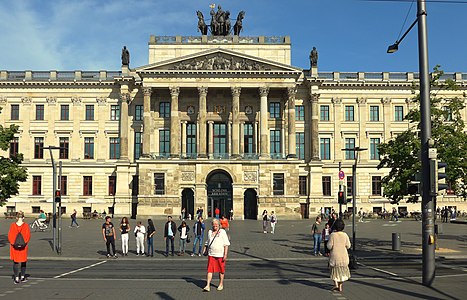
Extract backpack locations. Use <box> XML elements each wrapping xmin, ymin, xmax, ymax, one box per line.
<box><xmin>13</xmin><ymin>230</ymin><xmax>26</xmax><ymax>250</ymax></box>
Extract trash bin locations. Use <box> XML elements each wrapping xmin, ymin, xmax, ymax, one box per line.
<box><xmin>392</xmin><ymin>233</ymin><xmax>401</xmax><ymax>251</ymax></box>
<box><xmin>435</xmin><ymin>224</ymin><xmax>443</xmax><ymax>235</ymax></box>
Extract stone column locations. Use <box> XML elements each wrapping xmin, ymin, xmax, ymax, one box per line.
<box><xmin>332</xmin><ymin>97</ymin><xmax>343</xmax><ymax>161</ymax></box>
<box><xmin>119</xmin><ymin>91</ymin><xmax>131</xmax><ymax>160</ymax></box>
<box><xmin>182</xmin><ymin>121</ymin><xmax>187</xmax><ymax>156</ymax></box>
<box><xmin>254</xmin><ymin>121</ymin><xmax>259</xmax><ymax>155</ymax></box>
<box><xmin>382</xmin><ymin>97</ymin><xmax>391</xmax><ymax>141</ymax></box>
<box><xmin>198</xmin><ymin>87</ymin><xmax>208</xmax><ymax>158</ymax></box>
<box><xmin>142</xmin><ymin>87</ymin><xmax>152</xmax><ymax>157</ymax></box>
<box><xmin>310</xmin><ymin>93</ymin><xmax>320</xmax><ymax>160</ymax></box>
<box><xmin>357</xmin><ymin>97</ymin><xmax>368</xmax><ymax>161</ymax></box>
<box><xmin>208</xmin><ymin>121</ymin><xmax>214</xmax><ymax>157</ymax></box>
<box><xmin>231</xmin><ymin>87</ymin><xmax>241</xmax><ymax>158</ymax></box>
<box><xmin>240</xmin><ymin>122</ymin><xmax>244</xmax><ymax>155</ymax></box>
<box><xmin>259</xmin><ymin>86</ymin><xmax>270</xmax><ymax>158</ymax></box>
<box><xmin>170</xmin><ymin>87</ymin><xmax>180</xmax><ymax>157</ymax></box>
<box><xmin>287</xmin><ymin>87</ymin><xmax>297</xmax><ymax>158</ymax></box>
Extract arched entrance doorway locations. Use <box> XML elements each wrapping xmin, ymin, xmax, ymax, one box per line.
<box><xmin>244</xmin><ymin>188</ymin><xmax>258</xmax><ymax>220</ymax></box>
<box><xmin>181</xmin><ymin>188</ymin><xmax>194</xmax><ymax>219</ymax></box>
<box><xmin>206</xmin><ymin>170</ymin><xmax>233</xmax><ymax>218</ymax></box>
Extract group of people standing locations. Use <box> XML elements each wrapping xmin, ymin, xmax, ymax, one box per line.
<box><xmin>261</xmin><ymin>210</ymin><xmax>277</xmax><ymax>234</ymax></box>
<box><xmin>312</xmin><ymin>213</ymin><xmax>351</xmax><ymax>293</ymax></box>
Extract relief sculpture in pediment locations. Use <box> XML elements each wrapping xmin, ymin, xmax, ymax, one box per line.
<box><xmin>171</xmin><ymin>54</ymin><xmax>266</xmax><ymax>71</ymax></box>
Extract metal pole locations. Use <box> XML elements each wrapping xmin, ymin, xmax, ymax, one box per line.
<box><xmin>352</xmin><ymin>159</ymin><xmax>357</xmax><ymax>253</ymax></box>
<box><xmin>339</xmin><ymin>162</ymin><xmax>342</xmax><ymax>218</ymax></box>
<box><xmin>417</xmin><ymin>0</ymin><xmax>434</xmax><ymax>287</ymax></box>
<box><xmin>48</xmin><ymin>148</ymin><xmax>56</xmax><ymax>253</ymax></box>
<box><xmin>58</xmin><ymin>161</ymin><xmax>62</xmax><ymax>255</ymax></box>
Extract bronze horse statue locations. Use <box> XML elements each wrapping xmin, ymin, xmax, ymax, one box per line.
<box><xmin>196</xmin><ymin>10</ymin><xmax>208</xmax><ymax>35</ymax></box>
<box><xmin>233</xmin><ymin>11</ymin><xmax>245</xmax><ymax>36</ymax></box>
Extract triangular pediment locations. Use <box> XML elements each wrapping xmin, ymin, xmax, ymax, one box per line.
<box><xmin>136</xmin><ymin>48</ymin><xmax>302</xmax><ymax>73</ymax></box>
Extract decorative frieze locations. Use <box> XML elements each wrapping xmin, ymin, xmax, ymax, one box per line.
<box><xmin>0</xmin><ymin>96</ymin><xmax>7</xmax><ymax>105</ymax></box>
<box><xmin>171</xmin><ymin>54</ymin><xmax>266</xmax><ymax>71</ymax></box>
<box><xmin>181</xmin><ymin>172</ymin><xmax>195</xmax><ymax>181</ymax></box>
<box><xmin>244</xmin><ymin>171</ymin><xmax>257</xmax><ymax>182</ymax></box>
<box><xmin>331</xmin><ymin>97</ymin><xmax>342</xmax><ymax>105</ymax></box>
<box><xmin>357</xmin><ymin>97</ymin><xmax>367</xmax><ymax>105</ymax></box>
<box><xmin>71</xmin><ymin>96</ymin><xmax>82</xmax><ymax>106</ymax></box>
<box><xmin>21</xmin><ymin>96</ymin><xmax>32</xmax><ymax>105</ymax></box>
<box><xmin>381</xmin><ymin>97</ymin><xmax>391</xmax><ymax>104</ymax></box>
<box><xmin>96</xmin><ymin>97</ymin><xmax>107</xmax><ymax>106</ymax></box>
<box><xmin>245</xmin><ymin>105</ymin><xmax>253</xmax><ymax>115</ymax></box>
<box><xmin>46</xmin><ymin>96</ymin><xmax>57</xmax><ymax>106</ymax></box>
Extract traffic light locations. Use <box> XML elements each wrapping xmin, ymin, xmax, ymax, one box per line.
<box><xmin>338</xmin><ymin>189</ymin><xmax>347</xmax><ymax>204</ymax></box>
<box><xmin>437</xmin><ymin>161</ymin><xmax>448</xmax><ymax>192</ymax></box>
<box><xmin>55</xmin><ymin>190</ymin><xmax>61</xmax><ymax>203</ymax></box>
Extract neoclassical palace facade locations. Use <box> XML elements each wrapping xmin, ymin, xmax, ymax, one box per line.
<box><xmin>1</xmin><ymin>34</ymin><xmax>466</xmax><ymax>219</ymax></box>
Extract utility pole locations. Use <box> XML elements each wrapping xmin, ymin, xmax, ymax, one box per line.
<box><xmin>338</xmin><ymin>162</ymin><xmax>342</xmax><ymax>218</ymax></box>
<box><xmin>417</xmin><ymin>0</ymin><xmax>435</xmax><ymax>287</ymax></box>
<box><xmin>58</xmin><ymin>161</ymin><xmax>62</xmax><ymax>255</ymax></box>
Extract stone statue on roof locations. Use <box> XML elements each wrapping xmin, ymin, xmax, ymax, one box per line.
<box><xmin>122</xmin><ymin>46</ymin><xmax>130</xmax><ymax>66</ymax></box>
<box><xmin>310</xmin><ymin>47</ymin><xmax>318</xmax><ymax>67</ymax></box>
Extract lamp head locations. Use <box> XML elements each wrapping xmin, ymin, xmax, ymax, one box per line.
<box><xmin>387</xmin><ymin>43</ymin><xmax>399</xmax><ymax>54</ymax></box>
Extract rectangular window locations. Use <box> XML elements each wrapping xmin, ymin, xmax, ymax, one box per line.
<box><xmin>370</xmin><ymin>105</ymin><xmax>380</xmax><ymax>121</ymax></box>
<box><xmin>370</xmin><ymin>138</ymin><xmax>380</xmax><ymax>160</ymax></box>
<box><xmin>322</xmin><ymin>176</ymin><xmax>331</xmax><ymax>196</ymax></box>
<box><xmin>60</xmin><ymin>105</ymin><xmax>70</xmax><ymax>121</ymax></box>
<box><xmin>32</xmin><ymin>176</ymin><xmax>42</xmax><ymax>195</ymax></box>
<box><xmin>34</xmin><ymin>137</ymin><xmax>44</xmax><ymax>159</ymax></box>
<box><xmin>372</xmin><ymin>176</ymin><xmax>382</xmax><ymax>196</ymax></box>
<box><xmin>11</xmin><ymin>104</ymin><xmax>19</xmax><ymax>120</ymax></box>
<box><xmin>135</xmin><ymin>105</ymin><xmax>143</xmax><ymax>121</ymax></box>
<box><xmin>159</xmin><ymin>102</ymin><xmax>170</xmax><ymax>118</ymax></box>
<box><xmin>345</xmin><ymin>138</ymin><xmax>355</xmax><ymax>160</ymax></box>
<box><xmin>186</xmin><ymin>123</ymin><xmax>197</xmax><ymax>158</ymax></box>
<box><xmin>85</xmin><ymin>105</ymin><xmax>94</xmax><ymax>121</ymax></box>
<box><xmin>59</xmin><ymin>137</ymin><xmax>69</xmax><ymax>159</ymax></box>
<box><xmin>299</xmin><ymin>176</ymin><xmax>307</xmax><ymax>196</ymax></box>
<box><xmin>60</xmin><ymin>176</ymin><xmax>68</xmax><ymax>196</ymax></box>
<box><xmin>110</xmin><ymin>105</ymin><xmax>120</xmax><ymax>121</ymax></box>
<box><xmin>320</xmin><ymin>138</ymin><xmax>331</xmax><ymax>160</ymax></box>
<box><xmin>296</xmin><ymin>132</ymin><xmax>305</xmax><ymax>160</ymax></box>
<box><xmin>84</xmin><ymin>137</ymin><xmax>94</xmax><ymax>159</ymax></box>
<box><xmin>109</xmin><ymin>137</ymin><xmax>120</xmax><ymax>159</ymax></box>
<box><xmin>32</xmin><ymin>206</ymin><xmax>41</xmax><ymax>214</ymax></box>
<box><xmin>134</xmin><ymin>132</ymin><xmax>142</xmax><ymax>159</ymax></box>
<box><xmin>320</xmin><ymin>105</ymin><xmax>330</xmax><ymax>121</ymax></box>
<box><xmin>269</xmin><ymin>102</ymin><xmax>281</xmax><ymax>119</ymax></box>
<box><xmin>443</xmin><ymin>106</ymin><xmax>453</xmax><ymax>121</ymax></box>
<box><xmin>273</xmin><ymin>173</ymin><xmax>284</xmax><ymax>195</ymax></box>
<box><xmin>394</xmin><ymin>105</ymin><xmax>404</xmax><ymax>121</ymax></box>
<box><xmin>345</xmin><ymin>105</ymin><xmax>354</xmax><ymax>121</ymax></box>
<box><xmin>243</xmin><ymin>123</ymin><xmax>254</xmax><ymax>155</ymax></box>
<box><xmin>154</xmin><ymin>173</ymin><xmax>165</xmax><ymax>195</ymax></box>
<box><xmin>295</xmin><ymin>105</ymin><xmax>305</xmax><ymax>121</ymax></box>
<box><xmin>159</xmin><ymin>129</ymin><xmax>170</xmax><ymax>156</ymax></box>
<box><xmin>108</xmin><ymin>176</ymin><xmax>116</xmax><ymax>196</ymax></box>
<box><xmin>83</xmin><ymin>176</ymin><xmax>92</xmax><ymax>196</ymax></box>
<box><xmin>213</xmin><ymin>123</ymin><xmax>227</xmax><ymax>157</ymax></box>
<box><xmin>270</xmin><ymin>130</ymin><xmax>281</xmax><ymax>157</ymax></box>
<box><xmin>10</xmin><ymin>137</ymin><xmax>19</xmax><ymax>158</ymax></box>
<box><xmin>36</xmin><ymin>104</ymin><xmax>45</xmax><ymax>120</ymax></box>
<box><xmin>347</xmin><ymin>176</ymin><xmax>353</xmax><ymax>197</ymax></box>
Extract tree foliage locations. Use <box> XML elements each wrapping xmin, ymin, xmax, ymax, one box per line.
<box><xmin>377</xmin><ymin>66</ymin><xmax>467</xmax><ymax>203</ymax></box>
<box><xmin>0</xmin><ymin>106</ymin><xmax>28</xmax><ymax>206</ymax></box>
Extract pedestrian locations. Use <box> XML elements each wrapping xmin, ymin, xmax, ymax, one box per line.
<box><xmin>181</xmin><ymin>207</ymin><xmax>186</xmax><ymax>220</ymax></box>
<box><xmin>215</xmin><ymin>207</ymin><xmax>220</xmax><ymax>219</ymax></box>
<box><xmin>262</xmin><ymin>210</ymin><xmax>269</xmax><ymax>233</ymax></box>
<box><xmin>134</xmin><ymin>221</ymin><xmax>146</xmax><ymax>256</ymax></box>
<box><xmin>164</xmin><ymin>216</ymin><xmax>177</xmax><ymax>257</ymax></box>
<box><xmin>323</xmin><ymin>223</ymin><xmax>331</xmax><ymax>257</ymax></box>
<box><xmin>119</xmin><ymin>217</ymin><xmax>131</xmax><ymax>256</ymax></box>
<box><xmin>191</xmin><ymin>216</ymin><xmax>206</xmax><ymax>256</ymax></box>
<box><xmin>312</xmin><ymin>216</ymin><xmax>323</xmax><ymax>256</ymax></box>
<box><xmin>70</xmin><ymin>209</ymin><xmax>79</xmax><ymax>228</ymax></box>
<box><xmin>270</xmin><ymin>211</ymin><xmax>277</xmax><ymax>234</ymax></box>
<box><xmin>102</xmin><ymin>216</ymin><xmax>117</xmax><ymax>258</ymax></box>
<box><xmin>220</xmin><ymin>215</ymin><xmax>230</xmax><ymax>239</ymax></box>
<box><xmin>327</xmin><ymin>218</ymin><xmax>351</xmax><ymax>293</ymax></box>
<box><xmin>147</xmin><ymin>219</ymin><xmax>156</xmax><ymax>257</ymax></box>
<box><xmin>327</xmin><ymin>213</ymin><xmax>338</xmax><ymax>232</ymax></box>
<box><xmin>8</xmin><ymin>211</ymin><xmax>31</xmax><ymax>284</ymax></box>
<box><xmin>358</xmin><ymin>208</ymin><xmax>363</xmax><ymax>223</ymax></box>
<box><xmin>178</xmin><ymin>220</ymin><xmax>190</xmax><ymax>255</ymax></box>
<box><xmin>229</xmin><ymin>208</ymin><xmax>234</xmax><ymax>220</ymax></box>
<box><xmin>203</xmin><ymin>218</ymin><xmax>230</xmax><ymax>292</ymax></box>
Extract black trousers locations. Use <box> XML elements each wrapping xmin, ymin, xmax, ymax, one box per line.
<box><xmin>165</xmin><ymin>236</ymin><xmax>174</xmax><ymax>255</ymax></box>
<box><xmin>105</xmin><ymin>236</ymin><xmax>116</xmax><ymax>255</ymax></box>
<box><xmin>13</xmin><ymin>262</ymin><xmax>26</xmax><ymax>279</ymax></box>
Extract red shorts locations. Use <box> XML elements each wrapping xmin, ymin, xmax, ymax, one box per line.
<box><xmin>207</xmin><ymin>256</ymin><xmax>225</xmax><ymax>273</ymax></box>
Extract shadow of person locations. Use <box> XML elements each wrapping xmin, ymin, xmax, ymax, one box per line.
<box><xmin>182</xmin><ymin>277</ymin><xmax>206</xmax><ymax>289</ymax></box>
<box><xmin>154</xmin><ymin>292</ymin><xmax>175</xmax><ymax>300</ymax></box>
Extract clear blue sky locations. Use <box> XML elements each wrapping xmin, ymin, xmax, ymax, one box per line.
<box><xmin>1</xmin><ymin>0</ymin><xmax>466</xmax><ymax>72</ymax></box>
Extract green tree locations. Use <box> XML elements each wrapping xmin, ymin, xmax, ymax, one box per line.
<box><xmin>378</xmin><ymin>66</ymin><xmax>467</xmax><ymax>203</ymax></box>
<box><xmin>0</xmin><ymin>106</ymin><xmax>28</xmax><ymax>206</ymax></box>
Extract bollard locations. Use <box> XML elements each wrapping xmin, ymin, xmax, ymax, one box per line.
<box><xmin>434</xmin><ymin>224</ymin><xmax>443</xmax><ymax>235</ymax></box>
<box><xmin>392</xmin><ymin>232</ymin><xmax>401</xmax><ymax>251</ymax></box>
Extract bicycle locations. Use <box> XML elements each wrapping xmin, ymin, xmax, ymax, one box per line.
<box><xmin>30</xmin><ymin>218</ymin><xmax>48</xmax><ymax>232</ymax></box>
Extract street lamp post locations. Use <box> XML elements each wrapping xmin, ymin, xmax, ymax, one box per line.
<box><xmin>387</xmin><ymin>0</ymin><xmax>434</xmax><ymax>286</ymax></box>
<box><xmin>44</xmin><ymin>146</ymin><xmax>61</xmax><ymax>254</ymax></box>
<box><xmin>342</xmin><ymin>147</ymin><xmax>367</xmax><ymax>253</ymax></box>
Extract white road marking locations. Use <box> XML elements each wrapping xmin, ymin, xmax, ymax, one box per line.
<box><xmin>358</xmin><ymin>262</ymin><xmax>399</xmax><ymax>277</ymax></box>
<box><xmin>53</xmin><ymin>261</ymin><xmax>107</xmax><ymax>278</ymax></box>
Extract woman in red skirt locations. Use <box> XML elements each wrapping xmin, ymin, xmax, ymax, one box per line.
<box><xmin>203</xmin><ymin>218</ymin><xmax>230</xmax><ymax>292</ymax></box>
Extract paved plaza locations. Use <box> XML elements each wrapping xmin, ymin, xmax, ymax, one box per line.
<box><xmin>0</xmin><ymin>216</ymin><xmax>466</xmax><ymax>299</ymax></box>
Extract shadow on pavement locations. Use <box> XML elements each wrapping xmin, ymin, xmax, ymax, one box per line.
<box><xmin>0</xmin><ymin>234</ymin><xmax>8</xmax><ymax>248</ymax></box>
<box><xmin>154</xmin><ymin>292</ymin><xmax>176</xmax><ymax>300</ymax></box>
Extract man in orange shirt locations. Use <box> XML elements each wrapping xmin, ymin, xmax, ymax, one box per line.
<box><xmin>220</xmin><ymin>215</ymin><xmax>230</xmax><ymax>239</ymax></box>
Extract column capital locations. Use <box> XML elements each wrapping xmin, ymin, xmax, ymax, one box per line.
<box><xmin>287</xmin><ymin>86</ymin><xmax>297</xmax><ymax>98</ymax></box>
<box><xmin>198</xmin><ymin>86</ymin><xmax>208</xmax><ymax>96</ymax></box>
<box><xmin>207</xmin><ymin>120</ymin><xmax>214</xmax><ymax>124</ymax></box>
<box><xmin>120</xmin><ymin>92</ymin><xmax>131</xmax><ymax>104</ymax></box>
<box><xmin>169</xmin><ymin>86</ymin><xmax>180</xmax><ymax>97</ymax></box>
<box><xmin>309</xmin><ymin>93</ymin><xmax>320</xmax><ymax>103</ymax></box>
<box><xmin>259</xmin><ymin>86</ymin><xmax>269</xmax><ymax>97</ymax></box>
<box><xmin>231</xmin><ymin>86</ymin><xmax>241</xmax><ymax>97</ymax></box>
<box><xmin>381</xmin><ymin>97</ymin><xmax>391</xmax><ymax>104</ymax></box>
<box><xmin>143</xmin><ymin>87</ymin><xmax>152</xmax><ymax>96</ymax></box>
<box><xmin>357</xmin><ymin>97</ymin><xmax>367</xmax><ymax>105</ymax></box>
<box><xmin>331</xmin><ymin>97</ymin><xmax>342</xmax><ymax>105</ymax></box>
